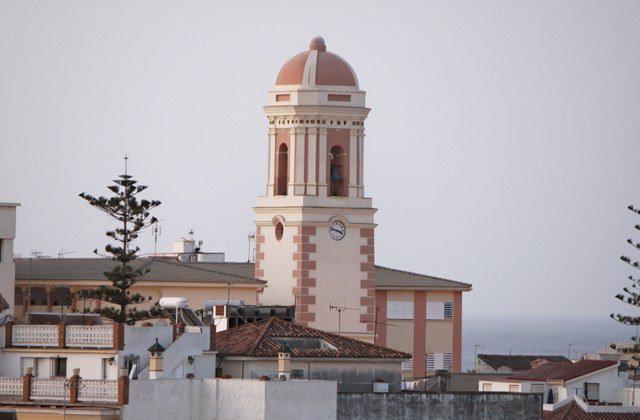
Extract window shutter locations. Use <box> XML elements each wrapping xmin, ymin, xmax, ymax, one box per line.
<box><xmin>443</xmin><ymin>353</ymin><xmax>453</xmax><ymax>370</ymax></box>
<box><xmin>405</xmin><ymin>301</ymin><xmax>414</xmax><ymax>319</ymax></box>
<box><xmin>425</xmin><ymin>354</ymin><xmax>435</xmax><ymax>371</ymax></box>
<box><xmin>426</xmin><ymin>301</ymin><xmax>445</xmax><ymax>320</ymax></box>
<box><xmin>444</xmin><ymin>301</ymin><xmax>453</xmax><ymax>319</ymax></box>
<box><xmin>387</xmin><ymin>301</ymin><xmax>396</xmax><ymax>319</ymax></box>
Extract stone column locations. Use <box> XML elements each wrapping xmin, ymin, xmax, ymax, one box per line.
<box><xmin>46</xmin><ymin>286</ymin><xmax>53</xmax><ymax>312</ymax></box>
<box><xmin>69</xmin><ymin>369</ymin><xmax>80</xmax><ymax>403</ymax></box>
<box><xmin>21</xmin><ymin>286</ymin><xmax>29</xmax><ymax>317</ymax></box>
<box><xmin>22</xmin><ymin>369</ymin><xmax>32</xmax><ymax>402</ymax></box>
<box><xmin>349</xmin><ymin>129</ymin><xmax>358</xmax><ymax>198</ymax></box>
<box><xmin>69</xmin><ymin>288</ymin><xmax>78</xmax><ymax>313</ymax></box>
<box><xmin>317</xmin><ymin>127</ymin><xmax>328</xmax><ymax>196</ymax></box>
<box><xmin>306</xmin><ymin>128</ymin><xmax>318</xmax><ymax>195</ymax></box>
<box><xmin>4</xmin><ymin>321</ymin><xmax>13</xmax><ymax>348</ymax></box>
<box><xmin>57</xmin><ymin>323</ymin><xmax>66</xmax><ymax>348</ymax></box>
<box><xmin>267</xmin><ymin>128</ymin><xmax>276</xmax><ymax>196</ymax></box>
<box><xmin>117</xmin><ymin>375</ymin><xmax>129</xmax><ymax>405</ymax></box>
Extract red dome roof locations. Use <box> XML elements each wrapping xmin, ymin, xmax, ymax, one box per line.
<box><xmin>275</xmin><ymin>37</ymin><xmax>357</xmax><ymax>87</ymax></box>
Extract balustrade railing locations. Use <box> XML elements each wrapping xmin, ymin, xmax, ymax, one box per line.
<box><xmin>66</xmin><ymin>325</ymin><xmax>114</xmax><ymax>348</ymax></box>
<box><xmin>0</xmin><ymin>375</ymin><xmax>125</xmax><ymax>405</ymax></box>
<box><xmin>31</xmin><ymin>378</ymin><xmax>69</xmax><ymax>401</ymax></box>
<box><xmin>12</xmin><ymin>325</ymin><xmax>58</xmax><ymax>347</ymax></box>
<box><xmin>0</xmin><ymin>378</ymin><xmax>22</xmax><ymax>397</ymax></box>
<box><xmin>78</xmin><ymin>379</ymin><xmax>118</xmax><ymax>402</ymax></box>
<box><xmin>7</xmin><ymin>323</ymin><xmax>118</xmax><ymax>349</ymax></box>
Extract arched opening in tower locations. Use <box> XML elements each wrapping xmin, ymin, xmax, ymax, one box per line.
<box><xmin>276</xmin><ymin>143</ymin><xmax>288</xmax><ymax>196</ymax></box>
<box><xmin>329</xmin><ymin>145</ymin><xmax>347</xmax><ymax>197</ymax></box>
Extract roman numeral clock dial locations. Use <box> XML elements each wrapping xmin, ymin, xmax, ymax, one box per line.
<box><xmin>329</xmin><ymin>220</ymin><xmax>346</xmax><ymax>241</ymax></box>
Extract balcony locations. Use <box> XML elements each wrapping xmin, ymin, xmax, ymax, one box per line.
<box><xmin>0</xmin><ymin>374</ymin><xmax>124</xmax><ymax>405</ymax></box>
<box><xmin>7</xmin><ymin>323</ymin><xmax>122</xmax><ymax>349</ymax></box>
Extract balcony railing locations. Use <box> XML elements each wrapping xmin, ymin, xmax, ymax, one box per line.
<box><xmin>78</xmin><ymin>379</ymin><xmax>119</xmax><ymax>403</ymax></box>
<box><xmin>12</xmin><ymin>325</ymin><xmax>58</xmax><ymax>347</ymax></box>
<box><xmin>0</xmin><ymin>378</ymin><xmax>22</xmax><ymax>397</ymax></box>
<box><xmin>31</xmin><ymin>378</ymin><xmax>69</xmax><ymax>401</ymax></box>
<box><xmin>0</xmin><ymin>374</ymin><xmax>126</xmax><ymax>405</ymax></box>
<box><xmin>7</xmin><ymin>323</ymin><xmax>123</xmax><ymax>349</ymax></box>
<box><xmin>275</xmin><ymin>177</ymin><xmax>288</xmax><ymax>196</ymax></box>
<box><xmin>66</xmin><ymin>325</ymin><xmax>114</xmax><ymax>348</ymax></box>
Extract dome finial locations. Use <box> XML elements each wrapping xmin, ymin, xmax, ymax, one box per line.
<box><xmin>309</xmin><ymin>36</ymin><xmax>326</xmax><ymax>52</ymax></box>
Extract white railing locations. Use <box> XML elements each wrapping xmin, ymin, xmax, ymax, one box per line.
<box><xmin>12</xmin><ymin>325</ymin><xmax>58</xmax><ymax>347</ymax></box>
<box><xmin>66</xmin><ymin>325</ymin><xmax>113</xmax><ymax>348</ymax></box>
<box><xmin>31</xmin><ymin>378</ymin><xmax>69</xmax><ymax>401</ymax></box>
<box><xmin>78</xmin><ymin>380</ymin><xmax>118</xmax><ymax>402</ymax></box>
<box><xmin>0</xmin><ymin>378</ymin><xmax>22</xmax><ymax>396</ymax></box>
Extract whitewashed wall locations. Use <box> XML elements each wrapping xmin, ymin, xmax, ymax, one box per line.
<box><xmin>123</xmin><ymin>378</ymin><xmax>337</xmax><ymax>420</ymax></box>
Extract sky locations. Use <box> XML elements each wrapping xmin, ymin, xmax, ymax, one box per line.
<box><xmin>1</xmin><ymin>1</ymin><xmax>639</xmax><ymax>319</ymax></box>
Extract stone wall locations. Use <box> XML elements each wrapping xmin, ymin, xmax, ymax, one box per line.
<box><xmin>337</xmin><ymin>392</ymin><xmax>542</xmax><ymax>420</ymax></box>
<box><xmin>122</xmin><ymin>378</ymin><xmax>336</xmax><ymax>420</ymax></box>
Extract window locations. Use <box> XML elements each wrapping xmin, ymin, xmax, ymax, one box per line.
<box><xmin>387</xmin><ymin>301</ymin><xmax>414</xmax><ymax>319</ymax></box>
<box><xmin>482</xmin><ymin>383</ymin><xmax>493</xmax><ymax>392</ymax></box>
<box><xmin>329</xmin><ymin>145</ymin><xmax>347</xmax><ymax>197</ymax></box>
<box><xmin>426</xmin><ymin>353</ymin><xmax>453</xmax><ymax>371</ymax></box>
<box><xmin>530</xmin><ymin>383</ymin><xmax>544</xmax><ymax>394</ymax></box>
<box><xmin>276</xmin><ymin>143</ymin><xmax>288</xmax><ymax>196</ymax></box>
<box><xmin>275</xmin><ymin>222</ymin><xmax>284</xmax><ymax>241</ymax></box>
<box><xmin>444</xmin><ymin>302</ymin><xmax>453</xmax><ymax>319</ymax></box>
<box><xmin>586</xmin><ymin>383</ymin><xmax>600</xmax><ymax>401</ymax></box>
<box><xmin>327</xmin><ymin>94</ymin><xmax>351</xmax><ymax>102</ymax></box>
<box><xmin>427</xmin><ymin>301</ymin><xmax>453</xmax><ymax>320</ymax></box>
<box><xmin>401</xmin><ymin>357</ymin><xmax>413</xmax><ymax>371</ymax></box>
<box><xmin>275</xmin><ymin>94</ymin><xmax>290</xmax><ymax>102</ymax></box>
<box><xmin>509</xmin><ymin>384</ymin><xmax>520</xmax><ymax>392</ymax></box>
<box><xmin>54</xmin><ymin>357</ymin><xmax>67</xmax><ymax>377</ymax></box>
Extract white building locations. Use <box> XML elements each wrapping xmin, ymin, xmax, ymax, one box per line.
<box><xmin>479</xmin><ymin>359</ymin><xmax>640</xmax><ymax>415</ymax></box>
<box><xmin>0</xmin><ymin>202</ymin><xmax>19</xmax><ymax>317</ymax></box>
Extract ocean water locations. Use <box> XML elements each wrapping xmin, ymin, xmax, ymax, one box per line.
<box><xmin>462</xmin><ymin>315</ymin><xmax>636</xmax><ymax>371</ymax></box>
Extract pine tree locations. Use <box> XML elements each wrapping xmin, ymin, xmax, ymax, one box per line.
<box><xmin>611</xmin><ymin>204</ymin><xmax>640</xmax><ymax>354</ymax></box>
<box><xmin>77</xmin><ymin>161</ymin><xmax>162</xmax><ymax>324</ymax></box>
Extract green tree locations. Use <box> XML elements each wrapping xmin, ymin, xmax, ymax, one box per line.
<box><xmin>77</xmin><ymin>163</ymin><xmax>161</xmax><ymax>324</ymax></box>
<box><xmin>612</xmin><ymin>205</ymin><xmax>640</xmax><ymax>343</ymax></box>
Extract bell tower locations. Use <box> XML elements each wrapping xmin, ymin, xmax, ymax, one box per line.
<box><xmin>254</xmin><ymin>37</ymin><xmax>375</xmax><ymax>341</ymax></box>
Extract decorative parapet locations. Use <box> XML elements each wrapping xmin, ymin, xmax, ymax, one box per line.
<box><xmin>0</xmin><ymin>375</ymin><xmax>125</xmax><ymax>405</ymax></box>
<box><xmin>78</xmin><ymin>379</ymin><xmax>118</xmax><ymax>403</ymax></box>
<box><xmin>12</xmin><ymin>325</ymin><xmax>58</xmax><ymax>347</ymax></box>
<box><xmin>30</xmin><ymin>378</ymin><xmax>69</xmax><ymax>401</ymax></box>
<box><xmin>0</xmin><ymin>378</ymin><xmax>23</xmax><ymax>397</ymax></box>
<box><xmin>8</xmin><ymin>324</ymin><xmax>119</xmax><ymax>349</ymax></box>
<box><xmin>66</xmin><ymin>325</ymin><xmax>114</xmax><ymax>349</ymax></box>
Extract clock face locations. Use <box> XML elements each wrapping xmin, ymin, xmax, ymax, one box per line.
<box><xmin>329</xmin><ymin>220</ymin><xmax>346</xmax><ymax>241</ymax></box>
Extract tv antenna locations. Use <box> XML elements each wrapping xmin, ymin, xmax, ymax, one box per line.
<box><xmin>247</xmin><ymin>232</ymin><xmax>255</xmax><ymax>262</ymax></box>
<box><xmin>329</xmin><ymin>304</ymin><xmax>358</xmax><ymax>334</ymax></box>
<box><xmin>57</xmin><ymin>249</ymin><xmax>75</xmax><ymax>259</ymax></box>
<box><xmin>152</xmin><ymin>220</ymin><xmax>163</xmax><ymax>254</ymax></box>
<box><xmin>30</xmin><ymin>250</ymin><xmax>50</xmax><ymax>259</ymax></box>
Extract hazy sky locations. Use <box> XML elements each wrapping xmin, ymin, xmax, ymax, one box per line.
<box><xmin>1</xmin><ymin>1</ymin><xmax>639</xmax><ymax>319</ymax></box>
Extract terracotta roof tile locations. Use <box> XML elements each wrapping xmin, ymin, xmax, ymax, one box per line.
<box><xmin>509</xmin><ymin>360</ymin><xmax>618</xmax><ymax>383</ymax></box>
<box><xmin>478</xmin><ymin>354</ymin><xmax>571</xmax><ymax>371</ymax></box>
<box><xmin>215</xmin><ymin>317</ymin><xmax>411</xmax><ymax>359</ymax></box>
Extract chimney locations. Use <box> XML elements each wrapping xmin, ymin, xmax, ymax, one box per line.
<box><xmin>278</xmin><ymin>352</ymin><xmax>291</xmax><ymax>380</ymax></box>
<box><xmin>209</xmin><ymin>323</ymin><xmax>216</xmax><ymax>351</ymax></box>
<box><xmin>148</xmin><ymin>338</ymin><xmax>166</xmax><ymax>380</ymax></box>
